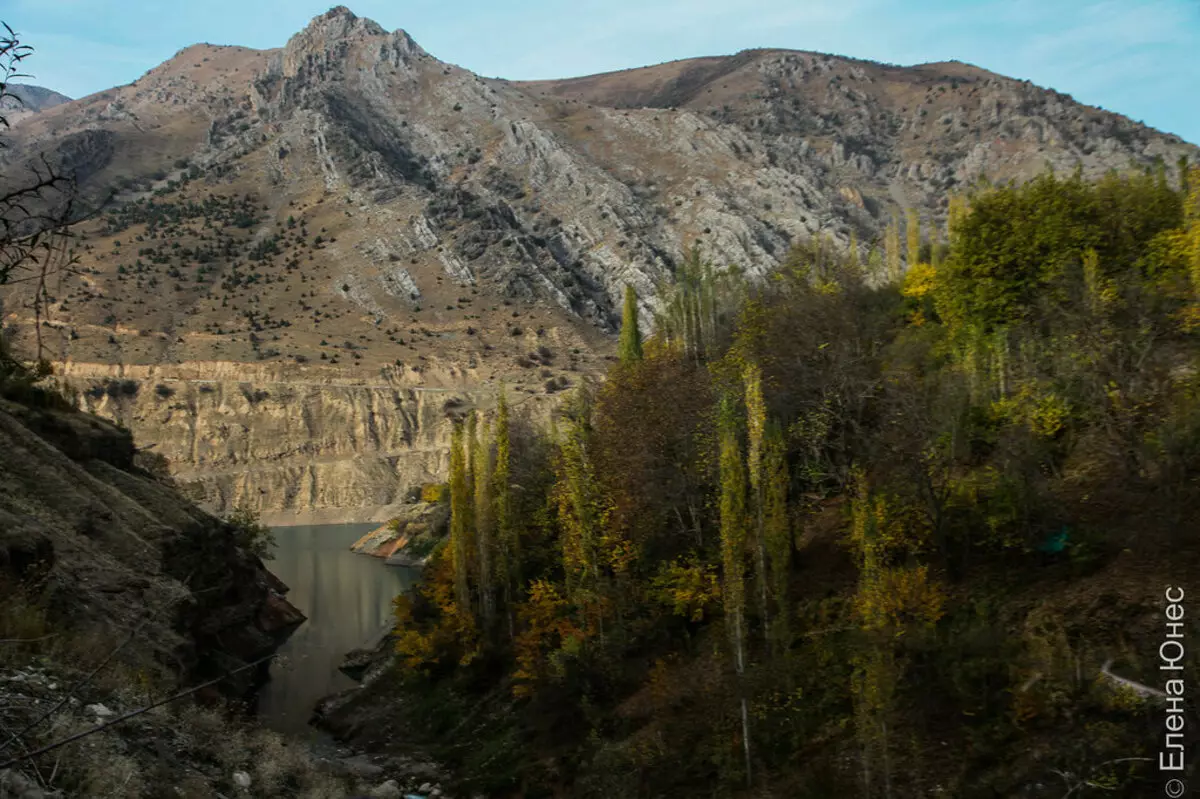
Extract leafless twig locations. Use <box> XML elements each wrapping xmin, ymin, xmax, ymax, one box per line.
<box><xmin>0</xmin><ymin>653</ymin><xmax>278</xmax><ymax>770</ymax></box>
<box><xmin>0</xmin><ymin>615</ymin><xmax>152</xmax><ymax>755</ymax></box>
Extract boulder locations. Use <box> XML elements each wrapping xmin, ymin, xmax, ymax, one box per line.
<box><xmin>369</xmin><ymin>780</ymin><xmax>403</xmax><ymax>799</ymax></box>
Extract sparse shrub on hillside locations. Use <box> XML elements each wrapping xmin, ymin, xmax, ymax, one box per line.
<box><xmin>134</xmin><ymin>449</ymin><xmax>173</xmax><ymax>483</ymax></box>
<box><xmin>421</xmin><ymin>482</ymin><xmax>449</xmax><ymax>503</ymax></box>
<box><xmin>225</xmin><ymin>506</ymin><xmax>275</xmax><ymax>560</ymax></box>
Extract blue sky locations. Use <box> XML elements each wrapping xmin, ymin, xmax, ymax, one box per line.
<box><xmin>4</xmin><ymin>0</ymin><xmax>1198</xmax><ymax>144</ymax></box>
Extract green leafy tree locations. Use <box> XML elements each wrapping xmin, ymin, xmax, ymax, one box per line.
<box><xmin>473</xmin><ymin>413</ymin><xmax>496</xmax><ymax>628</ymax></box>
<box><xmin>933</xmin><ymin>170</ymin><xmax>1182</xmax><ymax>335</ymax></box>
<box><xmin>493</xmin><ymin>387</ymin><xmax>517</xmax><ymax>637</ymax></box>
<box><xmin>225</xmin><ymin>505</ymin><xmax>276</xmax><ymax>561</ymax></box>
<box><xmin>554</xmin><ymin>389</ymin><xmax>608</xmax><ymax>639</ymax></box>
<box><xmin>617</xmin><ymin>284</ymin><xmax>643</xmax><ymax>363</ymax></box>
<box><xmin>655</xmin><ymin>243</ymin><xmax>744</xmax><ymax>364</ymax></box>
<box><xmin>744</xmin><ymin>362</ymin><xmax>770</xmax><ymax>637</ymax></box>
<box><xmin>763</xmin><ymin>419</ymin><xmax>790</xmax><ymax>653</ymax></box>
<box><xmin>449</xmin><ymin>420</ymin><xmax>474</xmax><ymax>617</ymax></box>
<box><xmin>906</xmin><ymin>207</ymin><xmax>921</xmax><ymax>268</ymax></box>
<box><xmin>718</xmin><ymin>393</ymin><xmax>752</xmax><ymax>785</ymax></box>
<box><xmin>885</xmin><ymin>213</ymin><xmax>902</xmax><ymax>282</ymax></box>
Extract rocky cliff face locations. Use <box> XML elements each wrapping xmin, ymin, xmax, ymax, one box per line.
<box><xmin>2</xmin><ymin>6</ymin><xmax>1196</xmax><ymax>519</ymax></box>
<box><xmin>53</xmin><ymin>360</ymin><xmax>558</xmax><ymax>521</ymax></box>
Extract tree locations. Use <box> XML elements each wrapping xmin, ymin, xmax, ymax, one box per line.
<box><xmin>0</xmin><ymin>23</ymin><xmax>79</xmax><ymax>364</ymax></box>
<box><xmin>225</xmin><ymin>505</ymin><xmax>276</xmax><ymax>561</ymax></box>
<box><xmin>594</xmin><ymin>343</ymin><xmax>713</xmax><ymax>565</ymax></box>
<box><xmin>906</xmin><ymin>207</ymin><xmax>921</xmax><ymax>268</ymax></box>
<box><xmin>655</xmin><ymin>243</ymin><xmax>744</xmax><ymax>364</ymax></box>
<box><xmin>763</xmin><ymin>419</ymin><xmax>790</xmax><ymax>653</ymax></box>
<box><xmin>717</xmin><ymin>393</ymin><xmax>752</xmax><ymax>786</ymax></box>
<box><xmin>743</xmin><ymin>362</ymin><xmax>770</xmax><ymax>638</ymax></box>
<box><xmin>493</xmin><ymin>387</ymin><xmax>517</xmax><ymax>637</ymax></box>
<box><xmin>885</xmin><ymin>214</ymin><xmax>902</xmax><ymax>283</ymax></box>
<box><xmin>554</xmin><ymin>389</ymin><xmax>609</xmax><ymax>639</ymax></box>
<box><xmin>448</xmin><ymin>420</ymin><xmax>474</xmax><ymax>618</ymax></box>
<box><xmin>473</xmin><ymin>412</ymin><xmax>496</xmax><ymax>628</ymax></box>
<box><xmin>933</xmin><ymin>170</ymin><xmax>1182</xmax><ymax>336</ymax></box>
<box><xmin>617</xmin><ymin>284</ymin><xmax>643</xmax><ymax>363</ymax></box>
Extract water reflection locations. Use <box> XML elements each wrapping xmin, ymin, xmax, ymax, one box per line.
<box><xmin>257</xmin><ymin>523</ymin><xmax>416</xmax><ymax>736</ymax></box>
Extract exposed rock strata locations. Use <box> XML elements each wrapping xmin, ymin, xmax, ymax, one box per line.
<box><xmin>49</xmin><ymin>361</ymin><xmax>556</xmax><ymax>520</ymax></box>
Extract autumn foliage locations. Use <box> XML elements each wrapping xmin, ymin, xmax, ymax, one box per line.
<box><xmin>388</xmin><ymin>165</ymin><xmax>1200</xmax><ymax>798</ymax></box>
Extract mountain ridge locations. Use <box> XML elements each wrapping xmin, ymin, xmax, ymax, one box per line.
<box><xmin>0</xmin><ymin>82</ymin><xmax>72</xmax><ymax>126</ymax></box>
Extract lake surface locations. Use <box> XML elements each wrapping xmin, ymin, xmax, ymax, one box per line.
<box><xmin>257</xmin><ymin>522</ymin><xmax>416</xmax><ymax>736</ymax></box>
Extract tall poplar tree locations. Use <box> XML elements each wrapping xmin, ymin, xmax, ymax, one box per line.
<box><xmin>906</xmin><ymin>207</ymin><xmax>921</xmax><ymax>268</ymax></box>
<box><xmin>493</xmin><ymin>388</ymin><xmax>516</xmax><ymax>637</ymax></box>
<box><xmin>850</xmin><ymin>472</ymin><xmax>893</xmax><ymax>798</ymax></box>
<box><xmin>718</xmin><ymin>394</ymin><xmax>752</xmax><ymax>785</ymax></box>
<box><xmin>744</xmin><ymin>362</ymin><xmax>770</xmax><ymax>639</ymax></box>
<box><xmin>866</xmin><ymin>245</ymin><xmax>884</xmax><ymax>282</ymax></box>
<box><xmin>656</xmin><ymin>243</ymin><xmax>744</xmax><ymax>364</ymax></box>
<box><xmin>763</xmin><ymin>419</ymin><xmax>790</xmax><ymax>654</ymax></box>
<box><xmin>474</xmin><ymin>413</ymin><xmax>496</xmax><ymax>628</ymax></box>
<box><xmin>885</xmin><ymin>214</ymin><xmax>902</xmax><ymax>283</ymax></box>
<box><xmin>618</xmin><ymin>284</ymin><xmax>643</xmax><ymax>363</ymax></box>
<box><xmin>555</xmin><ymin>390</ymin><xmax>606</xmax><ymax>638</ymax></box>
<box><xmin>947</xmin><ymin>194</ymin><xmax>969</xmax><ymax>244</ymax></box>
<box><xmin>448</xmin><ymin>421</ymin><xmax>474</xmax><ymax>617</ymax></box>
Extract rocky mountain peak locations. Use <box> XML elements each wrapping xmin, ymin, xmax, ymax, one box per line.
<box><xmin>275</xmin><ymin>6</ymin><xmax>426</xmax><ymax>81</ymax></box>
<box><xmin>306</xmin><ymin>6</ymin><xmax>388</xmax><ymax>39</ymax></box>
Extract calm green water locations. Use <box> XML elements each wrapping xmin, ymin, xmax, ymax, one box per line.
<box><xmin>257</xmin><ymin>523</ymin><xmax>416</xmax><ymax>735</ymax></box>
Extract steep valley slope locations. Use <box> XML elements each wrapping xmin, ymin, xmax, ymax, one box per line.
<box><xmin>2</xmin><ymin>6</ymin><xmax>1197</xmax><ymax>520</ymax></box>
<box><xmin>0</xmin><ymin>375</ymin><xmax>459</xmax><ymax>796</ymax></box>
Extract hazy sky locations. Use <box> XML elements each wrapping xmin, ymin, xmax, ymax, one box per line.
<box><xmin>4</xmin><ymin>0</ymin><xmax>1198</xmax><ymax>144</ymax></box>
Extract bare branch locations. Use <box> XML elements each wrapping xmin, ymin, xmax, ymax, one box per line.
<box><xmin>0</xmin><ymin>653</ymin><xmax>278</xmax><ymax>770</ymax></box>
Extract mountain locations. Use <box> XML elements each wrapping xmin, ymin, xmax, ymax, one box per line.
<box><xmin>0</xmin><ymin>82</ymin><xmax>71</xmax><ymax>125</ymax></box>
<box><xmin>1</xmin><ymin>6</ymin><xmax>1196</xmax><ymax>520</ymax></box>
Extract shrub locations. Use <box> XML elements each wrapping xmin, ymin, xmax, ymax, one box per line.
<box><xmin>225</xmin><ymin>506</ymin><xmax>276</xmax><ymax>560</ymax></box>
<box><xmin>420</xmin><ymin>482</ymin><xmax>449</xmax><ymax>503</ymax></box>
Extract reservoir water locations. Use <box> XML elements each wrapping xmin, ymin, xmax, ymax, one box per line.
<box><xmin>257</xmin><ymin>522</ymin><xmax>416</xmax><ymax>736</ymax></box>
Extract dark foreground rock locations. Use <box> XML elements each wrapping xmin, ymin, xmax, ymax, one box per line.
<box><xmin>0</xmin><ymin>398</ymin><xmax>304</xmax><ymax>695</ymax></box>
<box><xmin>0</xmin><ymin>397</ymin><xmax>368</xmax><ymax>796</ymax></box>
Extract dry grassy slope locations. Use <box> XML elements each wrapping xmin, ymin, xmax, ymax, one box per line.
<box><xmin>1</xmin><ymin>6</ymin><xmax>1196</xmax><ymax>518</ymax></box>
